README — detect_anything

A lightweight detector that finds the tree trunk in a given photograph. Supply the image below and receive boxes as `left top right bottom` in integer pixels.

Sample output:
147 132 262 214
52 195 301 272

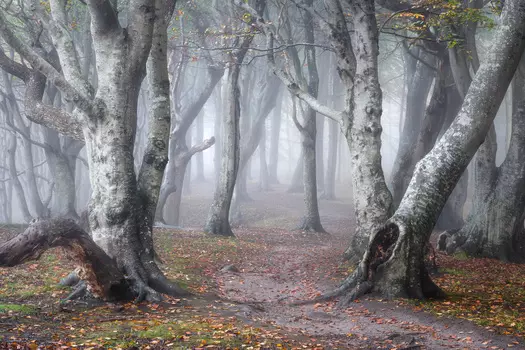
322 64 339 201
214 81 223 184
258 123 270 191
440 58 525 262
194 111 206 182
287 154 304 193
183 130 192 195
391 51 435 207
343 0 393 261
6 131 32 222
331 0 525 304
299 104 324 231
0 218 130 301
316 115 324 191
295 1 324 232
268 92 282 184
205 34 254 235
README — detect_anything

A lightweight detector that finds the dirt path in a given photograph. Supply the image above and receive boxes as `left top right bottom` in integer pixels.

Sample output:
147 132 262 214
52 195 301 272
212 228 524 349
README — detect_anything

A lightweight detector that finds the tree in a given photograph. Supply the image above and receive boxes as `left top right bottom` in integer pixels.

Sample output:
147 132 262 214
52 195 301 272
240 0 392 255
205 0 266 236
439 57 525 262
317 0 525 304
0 0 185 301
155 9 223 226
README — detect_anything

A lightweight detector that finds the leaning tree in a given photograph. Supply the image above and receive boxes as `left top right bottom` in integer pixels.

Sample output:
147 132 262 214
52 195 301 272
0 0 187 301
315 0 525 304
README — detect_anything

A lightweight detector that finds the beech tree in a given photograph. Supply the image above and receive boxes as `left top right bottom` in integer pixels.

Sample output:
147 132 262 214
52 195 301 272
155 8 222 226
439 57 525 262
205 0 266 236
239 0 392 257
319 0 525 303
0 0 186 301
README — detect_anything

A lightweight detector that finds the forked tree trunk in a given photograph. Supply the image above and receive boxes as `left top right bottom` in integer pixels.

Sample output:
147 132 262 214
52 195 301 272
329 0 525 304
205 12 259 235
440 61 525 262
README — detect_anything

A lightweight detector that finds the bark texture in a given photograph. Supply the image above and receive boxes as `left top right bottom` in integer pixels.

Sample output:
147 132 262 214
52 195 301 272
440 59 525 262
205 0 265 236
343 0 392 260
327 0 525 303
0 218 130 301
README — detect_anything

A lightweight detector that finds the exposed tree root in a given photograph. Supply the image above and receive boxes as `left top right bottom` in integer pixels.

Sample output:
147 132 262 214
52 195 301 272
292 221 445 307
0 218 188 302
295 218 327 233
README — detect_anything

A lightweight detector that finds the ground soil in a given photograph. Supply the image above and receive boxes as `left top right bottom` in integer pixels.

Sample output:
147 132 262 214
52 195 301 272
0 181 523 349
173 182 525 349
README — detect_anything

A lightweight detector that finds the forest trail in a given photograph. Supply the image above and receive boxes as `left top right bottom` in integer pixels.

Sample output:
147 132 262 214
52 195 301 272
0 183 524 348
209 227 524 350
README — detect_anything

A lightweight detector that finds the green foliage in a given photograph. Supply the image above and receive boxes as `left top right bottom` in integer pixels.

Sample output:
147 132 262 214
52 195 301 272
0 303 36 314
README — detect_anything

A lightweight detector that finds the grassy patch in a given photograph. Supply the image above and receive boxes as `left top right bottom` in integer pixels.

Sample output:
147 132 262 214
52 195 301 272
156 229 265 293
411 253 525 337
0 303 36 314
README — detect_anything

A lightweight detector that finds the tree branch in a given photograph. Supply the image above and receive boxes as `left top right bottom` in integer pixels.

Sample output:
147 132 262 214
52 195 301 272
0 8 94 115
48 0 94 98
235 0 343 123
86 0 120 35
188 137 215 157
127 0 156 77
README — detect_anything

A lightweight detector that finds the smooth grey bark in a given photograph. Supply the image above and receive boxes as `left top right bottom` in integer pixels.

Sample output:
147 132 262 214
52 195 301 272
205 64 243 236
213 82 223 184
205 0 264 236
322 63 339 200
0 0 185 301
324 0 525 303
316 115 324 191
294 0 324 232
268 91 282 184
194 111 206 182
440 58 525 262
183 130 192 195
391 50 435 207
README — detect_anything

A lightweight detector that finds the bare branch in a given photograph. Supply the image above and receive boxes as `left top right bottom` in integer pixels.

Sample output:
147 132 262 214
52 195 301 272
0 9 94 114
48 0 94 98
235 0 343 123
188 137 215 157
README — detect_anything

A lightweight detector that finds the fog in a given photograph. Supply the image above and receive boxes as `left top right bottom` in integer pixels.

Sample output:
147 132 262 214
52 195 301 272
0 0 511 237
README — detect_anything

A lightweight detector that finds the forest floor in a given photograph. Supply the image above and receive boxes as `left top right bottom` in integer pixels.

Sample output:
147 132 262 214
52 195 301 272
1 182 525 349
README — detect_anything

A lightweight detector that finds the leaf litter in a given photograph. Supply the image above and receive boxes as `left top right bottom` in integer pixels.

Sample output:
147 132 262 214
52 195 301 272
0 189 524 349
